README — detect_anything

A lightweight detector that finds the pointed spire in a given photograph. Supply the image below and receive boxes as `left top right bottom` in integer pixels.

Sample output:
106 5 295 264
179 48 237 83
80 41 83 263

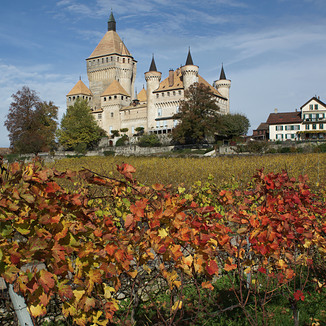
185 47 194 66
220 64 227 80
108 10 116 31
149 54 157 72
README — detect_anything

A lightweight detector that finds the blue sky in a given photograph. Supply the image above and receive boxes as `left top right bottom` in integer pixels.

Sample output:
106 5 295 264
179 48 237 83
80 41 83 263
1 0 326 147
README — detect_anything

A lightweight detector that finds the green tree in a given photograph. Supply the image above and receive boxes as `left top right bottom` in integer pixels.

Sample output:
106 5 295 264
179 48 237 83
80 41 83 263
218 113 250 138
172 83 220 144
57 99 106 150
4 86 58 154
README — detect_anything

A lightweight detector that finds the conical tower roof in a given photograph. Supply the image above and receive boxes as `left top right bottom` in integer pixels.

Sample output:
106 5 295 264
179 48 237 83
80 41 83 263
101 80 130 97
88 30 131 58
185 48 194 65
108 10 116 31
220 64 227 80
137 87 147 102
149 55 157 72
67 79 92 96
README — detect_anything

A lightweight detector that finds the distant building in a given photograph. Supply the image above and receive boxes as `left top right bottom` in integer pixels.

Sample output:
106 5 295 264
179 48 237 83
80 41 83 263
253 97 326 141
66 11 231 137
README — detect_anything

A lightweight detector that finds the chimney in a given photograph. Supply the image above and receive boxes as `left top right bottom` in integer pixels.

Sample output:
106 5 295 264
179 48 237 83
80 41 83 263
274 108 278 114
168 69 174 87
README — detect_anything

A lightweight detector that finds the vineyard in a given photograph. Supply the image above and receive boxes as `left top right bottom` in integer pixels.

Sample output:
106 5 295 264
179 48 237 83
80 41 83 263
52 153 326 191
0 153 325 325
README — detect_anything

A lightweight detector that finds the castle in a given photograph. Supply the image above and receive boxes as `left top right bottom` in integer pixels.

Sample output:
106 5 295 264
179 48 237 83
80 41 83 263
66 12 231 137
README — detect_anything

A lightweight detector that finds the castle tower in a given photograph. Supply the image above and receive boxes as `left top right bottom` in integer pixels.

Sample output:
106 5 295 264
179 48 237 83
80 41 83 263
86 11 137 109
145 55 162 130
214 64 231 114
66 78 93 107
181 48 199 89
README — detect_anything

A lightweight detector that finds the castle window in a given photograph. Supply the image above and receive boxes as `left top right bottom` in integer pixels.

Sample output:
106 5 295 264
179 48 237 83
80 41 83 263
158 108 162 117
77 96 79 99
111 112 114 118
102 58 104 63
106 57 108 62
117 57 119 62
128 58 130 63
173 91 176 96
167 92 170 96
178 90 182 95
73 96 75 100
98 113 102 120
111 56 113 61
156 94 159 98
162 93 164 97
114 95 117 99
98 59 100 63
69 97 71 101
123 58 125 63
132 126 134 134
109 96 112 100
156 121 160 128
104 97 106 101
121 96 123 100
82 96 84 99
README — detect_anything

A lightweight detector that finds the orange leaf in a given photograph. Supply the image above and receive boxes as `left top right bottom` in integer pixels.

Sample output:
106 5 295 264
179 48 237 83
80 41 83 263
202 281 214 290
207 260 219 276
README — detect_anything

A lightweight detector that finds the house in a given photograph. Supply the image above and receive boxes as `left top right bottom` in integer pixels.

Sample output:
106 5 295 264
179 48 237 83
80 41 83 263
253 97 326 141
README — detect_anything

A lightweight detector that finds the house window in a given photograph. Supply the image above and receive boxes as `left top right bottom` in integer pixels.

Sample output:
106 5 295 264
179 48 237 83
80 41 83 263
111 112 114 118
276 134 283 140
309 104 313 110
313 124 317 130
315 104 318 110
319 123 324 129
305 124 310 130
276 125 283 131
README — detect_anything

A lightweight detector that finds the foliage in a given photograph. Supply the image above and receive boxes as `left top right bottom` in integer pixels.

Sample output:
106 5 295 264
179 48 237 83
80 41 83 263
218 113 250 138
4 86 58 154
172 83 221 144
115 135 129 147
135 127 144 136
137 134 161 147
0 158 326 325
120 128 129 134
111 130 120 138
57 99 106 150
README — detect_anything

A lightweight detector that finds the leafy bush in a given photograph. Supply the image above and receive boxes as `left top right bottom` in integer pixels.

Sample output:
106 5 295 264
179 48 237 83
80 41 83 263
138 134 161 147
115 135 128 147
103 150 115 156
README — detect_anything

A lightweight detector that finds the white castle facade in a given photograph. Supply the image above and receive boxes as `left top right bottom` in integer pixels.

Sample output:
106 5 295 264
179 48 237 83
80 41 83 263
66 12 231 137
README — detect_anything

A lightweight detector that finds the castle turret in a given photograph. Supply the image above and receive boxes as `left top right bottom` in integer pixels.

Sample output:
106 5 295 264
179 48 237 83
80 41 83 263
214 64 231 113
145 55 162 130
181 48 199 89
86 11 137 109
66 78 93 107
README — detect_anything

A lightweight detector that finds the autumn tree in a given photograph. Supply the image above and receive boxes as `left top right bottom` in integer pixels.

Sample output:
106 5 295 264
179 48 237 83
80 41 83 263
4 86 58 154
172 83 221 144
57 99 106 150
218 113 250 138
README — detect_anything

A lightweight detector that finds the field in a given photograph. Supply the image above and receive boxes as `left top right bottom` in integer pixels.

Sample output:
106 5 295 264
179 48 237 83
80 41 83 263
51 152 326 191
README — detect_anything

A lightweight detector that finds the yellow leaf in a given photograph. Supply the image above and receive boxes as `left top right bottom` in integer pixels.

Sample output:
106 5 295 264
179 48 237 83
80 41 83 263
104 284 115 300
158 228 168 238
29 303 46 317
172 300 182 311
73 289 85 303
128 270 138 278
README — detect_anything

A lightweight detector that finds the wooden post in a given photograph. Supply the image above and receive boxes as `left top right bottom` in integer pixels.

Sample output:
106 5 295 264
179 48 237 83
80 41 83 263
8 284 34 326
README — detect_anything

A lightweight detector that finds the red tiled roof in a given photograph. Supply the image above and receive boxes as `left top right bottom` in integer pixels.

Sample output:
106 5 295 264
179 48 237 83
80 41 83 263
266 112 302 125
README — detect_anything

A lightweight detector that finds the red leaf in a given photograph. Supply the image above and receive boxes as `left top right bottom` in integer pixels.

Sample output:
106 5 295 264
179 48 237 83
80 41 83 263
293 290 305 301
39 270 55 293
207 260 219 276
45 182 61 193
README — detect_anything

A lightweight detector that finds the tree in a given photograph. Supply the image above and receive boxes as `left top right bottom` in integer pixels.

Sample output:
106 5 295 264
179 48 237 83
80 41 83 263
4 86 58 154
218 113 250 138
57 99 106 150
172 83 220 144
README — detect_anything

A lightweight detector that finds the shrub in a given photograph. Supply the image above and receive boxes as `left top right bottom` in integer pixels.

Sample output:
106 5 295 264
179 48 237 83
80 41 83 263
138 134 161 147
115 135 129 147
